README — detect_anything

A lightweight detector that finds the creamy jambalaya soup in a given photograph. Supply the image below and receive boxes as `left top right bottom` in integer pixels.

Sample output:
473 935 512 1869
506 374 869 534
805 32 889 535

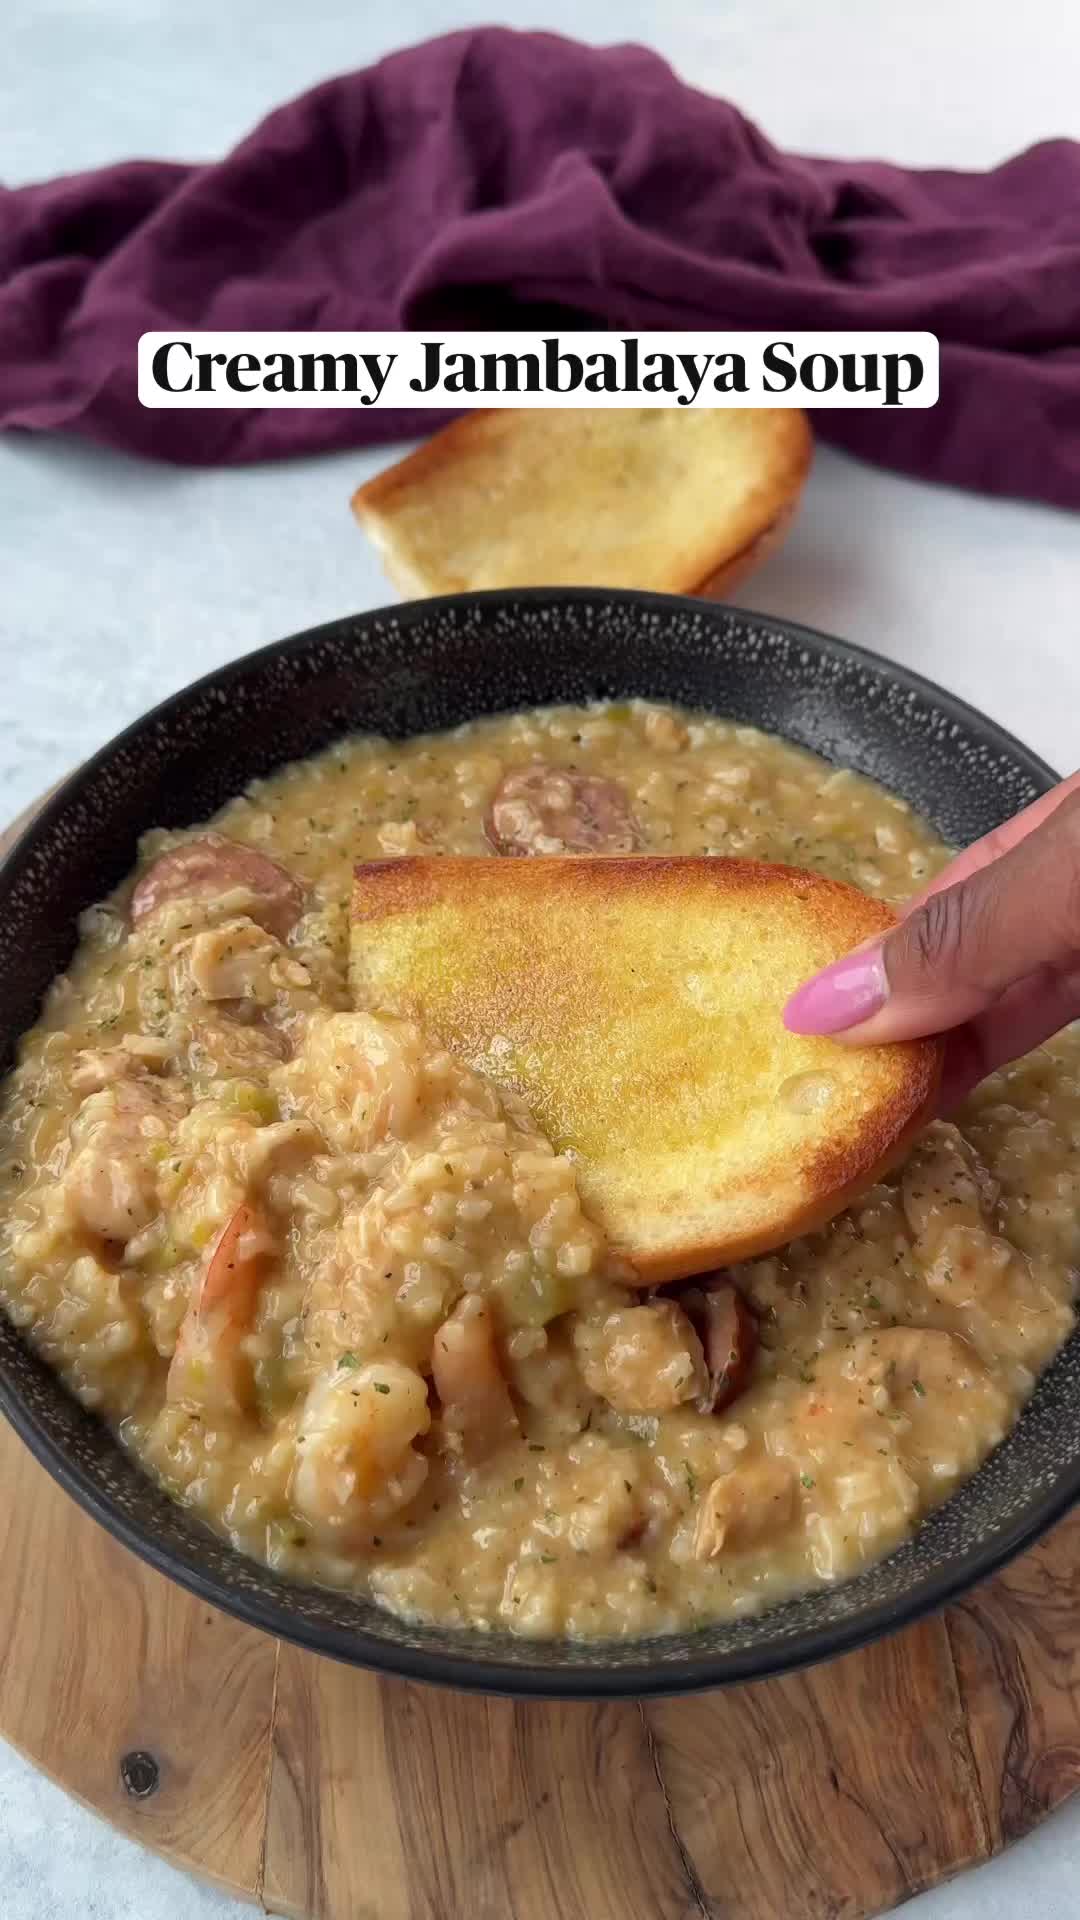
1 701 1077 1640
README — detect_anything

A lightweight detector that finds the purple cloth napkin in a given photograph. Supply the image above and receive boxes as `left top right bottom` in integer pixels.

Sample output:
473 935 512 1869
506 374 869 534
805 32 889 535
2 27 1079 506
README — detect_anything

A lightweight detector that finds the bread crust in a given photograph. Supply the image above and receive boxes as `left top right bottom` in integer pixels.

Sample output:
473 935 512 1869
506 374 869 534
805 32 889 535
350 855 941 1284
351 408 812 599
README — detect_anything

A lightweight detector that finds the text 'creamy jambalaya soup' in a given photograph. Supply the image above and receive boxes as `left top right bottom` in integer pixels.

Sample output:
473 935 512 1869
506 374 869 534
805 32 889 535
1 702 1077 1640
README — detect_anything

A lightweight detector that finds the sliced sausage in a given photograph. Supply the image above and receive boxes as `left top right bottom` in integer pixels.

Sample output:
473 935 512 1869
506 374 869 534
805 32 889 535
672 1275 759 1415
131 834 305 941
485 765 642 856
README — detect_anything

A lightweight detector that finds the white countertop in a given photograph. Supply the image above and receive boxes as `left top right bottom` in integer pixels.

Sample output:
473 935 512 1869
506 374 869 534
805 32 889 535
2 3 1079 1916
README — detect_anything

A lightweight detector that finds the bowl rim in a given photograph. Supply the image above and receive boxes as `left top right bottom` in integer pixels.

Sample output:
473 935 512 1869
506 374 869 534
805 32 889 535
0 586 1067 1700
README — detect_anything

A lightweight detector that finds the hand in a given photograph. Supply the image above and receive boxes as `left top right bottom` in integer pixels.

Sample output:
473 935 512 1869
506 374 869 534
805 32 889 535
783 773 1080 1110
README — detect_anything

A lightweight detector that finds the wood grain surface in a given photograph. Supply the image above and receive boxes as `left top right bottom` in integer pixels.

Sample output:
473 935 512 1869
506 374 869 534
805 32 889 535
2 799 1080 1920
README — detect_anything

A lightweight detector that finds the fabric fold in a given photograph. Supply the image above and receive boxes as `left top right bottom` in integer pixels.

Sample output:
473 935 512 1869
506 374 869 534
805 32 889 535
1 27 1077 505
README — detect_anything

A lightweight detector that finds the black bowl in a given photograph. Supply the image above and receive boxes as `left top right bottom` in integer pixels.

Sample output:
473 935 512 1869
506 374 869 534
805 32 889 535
0 588 1069 1699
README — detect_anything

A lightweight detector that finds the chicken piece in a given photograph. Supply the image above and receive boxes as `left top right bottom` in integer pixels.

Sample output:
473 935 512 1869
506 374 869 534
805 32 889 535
187 1014 289 1083
694 1459 797 1559
503 1319 595 1439
830 1325 992 1401
186 918 307 1004
238 1116 324 1190
71 1035 176 1094
536 1437 647 1555
902 1123 999 1252
71 1048 140 1094
812 1325 1012 1495
122 1034 175 1069
63 1079 180 1244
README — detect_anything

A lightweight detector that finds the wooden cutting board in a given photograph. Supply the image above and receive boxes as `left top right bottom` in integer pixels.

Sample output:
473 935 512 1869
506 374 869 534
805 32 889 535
3 798 1080 1920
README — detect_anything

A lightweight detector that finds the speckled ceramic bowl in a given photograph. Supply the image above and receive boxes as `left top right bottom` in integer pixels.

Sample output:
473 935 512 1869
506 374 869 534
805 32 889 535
0 589 1068 1698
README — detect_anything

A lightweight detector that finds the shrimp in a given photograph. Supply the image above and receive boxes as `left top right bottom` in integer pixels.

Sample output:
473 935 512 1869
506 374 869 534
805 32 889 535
166 1202 275 1415
573 1301 706 1415
432 1295 518 1458
273 1011 420 1153
292 1357 431 1543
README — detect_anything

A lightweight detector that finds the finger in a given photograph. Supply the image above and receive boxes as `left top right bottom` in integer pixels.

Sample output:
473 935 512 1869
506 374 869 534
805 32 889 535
937 963 1080 1110
784 787 1080 1043
907 769 1080 913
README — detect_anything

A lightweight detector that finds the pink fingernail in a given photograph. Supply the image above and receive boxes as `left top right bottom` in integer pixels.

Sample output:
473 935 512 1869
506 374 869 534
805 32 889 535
783 947 888 1036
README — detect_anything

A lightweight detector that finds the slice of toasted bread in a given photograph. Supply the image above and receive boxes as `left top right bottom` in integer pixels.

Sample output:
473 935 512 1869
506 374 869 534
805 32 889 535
349 857 940 1284
351 408 811 598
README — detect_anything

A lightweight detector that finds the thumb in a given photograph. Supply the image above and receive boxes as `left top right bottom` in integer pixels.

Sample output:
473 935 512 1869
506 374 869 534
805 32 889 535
783 789 1080 1044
